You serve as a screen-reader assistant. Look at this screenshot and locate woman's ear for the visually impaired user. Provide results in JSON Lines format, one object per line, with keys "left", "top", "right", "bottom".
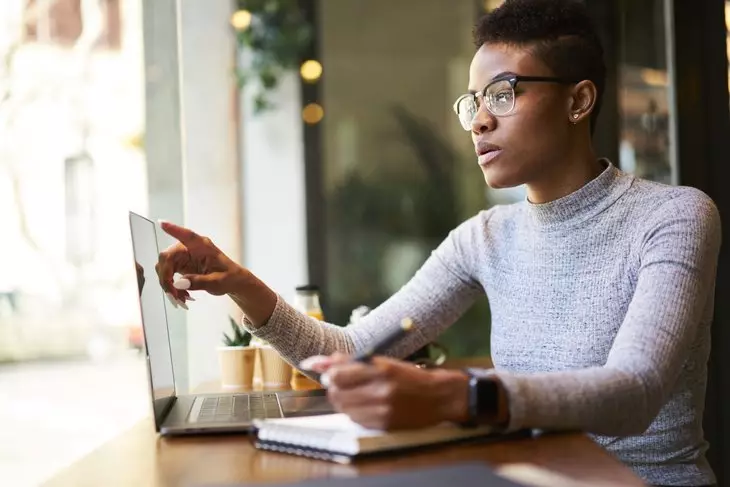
{"left": 567, "top": 80, "right": 597, "bottom": 125}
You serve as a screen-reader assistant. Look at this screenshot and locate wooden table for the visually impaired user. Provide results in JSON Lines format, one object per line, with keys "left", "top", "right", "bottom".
{"left": 44, "top": 359, "right": 646, "bottom": 487}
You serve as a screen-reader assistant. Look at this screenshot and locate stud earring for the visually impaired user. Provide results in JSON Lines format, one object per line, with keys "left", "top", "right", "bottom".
{"left": 572, "top": 113, "right": 580, "bottom": 119}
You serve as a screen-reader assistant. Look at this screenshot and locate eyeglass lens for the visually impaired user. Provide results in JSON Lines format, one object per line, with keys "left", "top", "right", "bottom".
{"left": 456, "top": 79, "right": 515, "bottom": 129}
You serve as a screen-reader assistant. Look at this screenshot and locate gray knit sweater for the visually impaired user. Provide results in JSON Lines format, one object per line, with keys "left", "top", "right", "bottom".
{"left": 244, "top": 161, "right": 721, "bottom": 486}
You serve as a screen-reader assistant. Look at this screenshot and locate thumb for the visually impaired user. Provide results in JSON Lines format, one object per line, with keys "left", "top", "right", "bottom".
{"left": 175, "top": 272, "right": 227, "bottom": 293}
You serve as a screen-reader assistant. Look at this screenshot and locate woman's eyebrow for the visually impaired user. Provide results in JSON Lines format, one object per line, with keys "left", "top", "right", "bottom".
{"left": 490, "top": 71, "right": 517, "bottom": 81}
{"left": 468, "top": 71, "right": 518, "bottom": 94}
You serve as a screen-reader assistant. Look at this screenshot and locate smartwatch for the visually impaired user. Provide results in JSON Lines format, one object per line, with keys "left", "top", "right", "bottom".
{"left": 461, "top": 368, "right": 501, "bottom": 428}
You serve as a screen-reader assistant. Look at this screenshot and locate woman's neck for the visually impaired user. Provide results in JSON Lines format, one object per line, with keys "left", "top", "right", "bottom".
{"left": 526, "top": 146, "right": 604, "bottom": 204}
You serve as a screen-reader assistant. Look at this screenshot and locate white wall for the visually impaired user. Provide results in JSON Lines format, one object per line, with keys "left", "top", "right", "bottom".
{"left": 239, "top": 61, "right": 309, "bottom": 301}
{"left": 177, "top": 0, "right": 243, "bottom": 390}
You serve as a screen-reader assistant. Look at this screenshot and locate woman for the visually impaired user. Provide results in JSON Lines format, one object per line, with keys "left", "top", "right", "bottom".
{"left": 155, "top": 1, "right": 720, "bottom": 485}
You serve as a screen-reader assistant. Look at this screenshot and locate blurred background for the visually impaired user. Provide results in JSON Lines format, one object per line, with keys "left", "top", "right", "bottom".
{"left": 0, "top": 0, "right": 728, "bottom": 485}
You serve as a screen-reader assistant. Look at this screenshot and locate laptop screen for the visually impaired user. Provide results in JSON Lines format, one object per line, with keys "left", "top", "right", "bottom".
{"left": 129, "top": 212, "right": 176, "bottom": 427}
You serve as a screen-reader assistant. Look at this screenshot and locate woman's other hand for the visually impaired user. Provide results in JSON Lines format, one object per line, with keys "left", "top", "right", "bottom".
{"left": 307, "top": 353, "right": 471, "bottom": 430}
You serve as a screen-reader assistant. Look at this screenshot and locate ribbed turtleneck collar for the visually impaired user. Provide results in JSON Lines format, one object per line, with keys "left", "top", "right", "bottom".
{"left": 526, "top": 160, "right": 634, "bottom": 230}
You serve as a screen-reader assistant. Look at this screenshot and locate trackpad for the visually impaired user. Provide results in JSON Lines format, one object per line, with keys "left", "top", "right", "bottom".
{"left": 280, "top": 396, "right": 334, "bottom": 417}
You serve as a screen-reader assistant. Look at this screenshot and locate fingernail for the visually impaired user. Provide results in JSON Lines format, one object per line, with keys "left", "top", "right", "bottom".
{"left": 157, "top": 219, "right": 170, "bottom": 226}
{"left": 299, "top": 355, "right": 328, "bottom": 371}
{"left": 319, "top": 372, "right": 330, "bottom": 388}
{"left": 165, "top": 293, "right": 179, "bottom": 309}
{"left": 177, "top": 299, "right": 189, "bottom": 311}
{"left": 186, "top": 296, "right": 196, "bottom": 302}
{"left": 173, "top": 278, "right": 191, "bottom": 290}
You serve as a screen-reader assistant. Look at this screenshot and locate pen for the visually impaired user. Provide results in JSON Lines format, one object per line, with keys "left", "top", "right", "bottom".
{"left": 352, "top": 317, "right": 415, "bottom": 363}
{"left": 305, "top": 317, "right": 415, "bottom": 388}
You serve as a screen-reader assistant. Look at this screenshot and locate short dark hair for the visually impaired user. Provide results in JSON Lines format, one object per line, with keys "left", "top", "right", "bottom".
{"left": 474, "top": 0, "right": 606, "bottom": 134}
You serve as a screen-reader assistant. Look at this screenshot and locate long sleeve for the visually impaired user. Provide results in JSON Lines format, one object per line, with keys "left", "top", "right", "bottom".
{"left": 491, "top": 192, "right": 721, "bottom": 436}
{"left": 241, "top": 214, "right": 489, "bottom": 369}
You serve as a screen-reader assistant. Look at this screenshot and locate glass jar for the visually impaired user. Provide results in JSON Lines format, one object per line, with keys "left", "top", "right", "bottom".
{"left": 293, "top": 285, "right": 324, "bottom": 321}
{"left": 292, "top": 285, "right": 324, "bottom": 379}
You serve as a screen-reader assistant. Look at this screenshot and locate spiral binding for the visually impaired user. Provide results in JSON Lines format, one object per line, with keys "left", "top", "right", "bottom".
{"left": 255, "top": 439, "right": 353, "bottom": 464}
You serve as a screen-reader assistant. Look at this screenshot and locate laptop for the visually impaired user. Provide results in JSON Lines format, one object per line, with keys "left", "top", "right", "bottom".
{"left": 128, "top": 211, "right": 334, "bottom": 435}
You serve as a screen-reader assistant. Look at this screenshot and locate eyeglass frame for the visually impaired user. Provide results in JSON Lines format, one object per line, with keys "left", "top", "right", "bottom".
{"left": 453, "top": 74, "right": 582, "bottom": 129}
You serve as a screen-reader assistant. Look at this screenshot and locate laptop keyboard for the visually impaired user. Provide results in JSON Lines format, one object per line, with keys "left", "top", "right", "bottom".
{"left": 196, "top": 393, "right": 283, "bottom": 423}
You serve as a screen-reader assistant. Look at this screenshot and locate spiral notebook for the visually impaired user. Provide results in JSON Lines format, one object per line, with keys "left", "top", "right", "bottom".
{"left": 253, "top": 413, "right": 509, "bottom": 464}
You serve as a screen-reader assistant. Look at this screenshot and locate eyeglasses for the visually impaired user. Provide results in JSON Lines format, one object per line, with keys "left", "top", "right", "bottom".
{"left": 453, "top": 74, "right": 580, "bottom": 131}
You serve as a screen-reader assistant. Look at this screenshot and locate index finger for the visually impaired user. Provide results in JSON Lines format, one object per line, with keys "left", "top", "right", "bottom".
{"left": 158, "top": 220, "right": 202, "bottom": 245}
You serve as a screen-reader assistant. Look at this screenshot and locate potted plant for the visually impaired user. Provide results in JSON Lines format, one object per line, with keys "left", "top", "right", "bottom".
{"left": 218, "top": 317, "right": 257, "bottom": 389}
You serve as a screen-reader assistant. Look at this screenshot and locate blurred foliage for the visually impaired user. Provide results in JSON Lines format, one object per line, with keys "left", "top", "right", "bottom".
{"left": 326, "top": 107, "right": 492, "bottom": 357}
{"left": 234, "top": 0, "right": 312, "bottom": 113}
{"left": 329, "top": 107, "right": 459, "bottom": 241}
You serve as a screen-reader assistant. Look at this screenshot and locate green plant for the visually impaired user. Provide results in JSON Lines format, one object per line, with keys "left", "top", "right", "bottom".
{"left": 222, "top": 317, "right": 253, "bottom": 347}
{"left": 234, "top": 0, "right": 312, "bottom": 113}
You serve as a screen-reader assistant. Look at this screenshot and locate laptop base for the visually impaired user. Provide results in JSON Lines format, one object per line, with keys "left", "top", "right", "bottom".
{"left": 159, "top": 389, "right": 332, "bottom": 436}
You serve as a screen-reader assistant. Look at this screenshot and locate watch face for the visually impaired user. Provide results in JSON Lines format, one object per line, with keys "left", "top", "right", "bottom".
{"left": 467, "top": 369, "right": 499, "bottom": 421}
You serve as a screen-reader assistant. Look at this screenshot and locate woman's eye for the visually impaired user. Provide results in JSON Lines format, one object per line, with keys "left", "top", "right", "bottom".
{"left": 495, "top": 91, "right": 512, "bottom": 102}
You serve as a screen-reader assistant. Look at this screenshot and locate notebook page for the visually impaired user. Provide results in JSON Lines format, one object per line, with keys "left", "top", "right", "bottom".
{"left": 255, "top": 413, "right": 384, "bottom": 438}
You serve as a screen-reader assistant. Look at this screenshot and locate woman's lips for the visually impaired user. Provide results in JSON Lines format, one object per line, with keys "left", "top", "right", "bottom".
{"left": 478, "top": 149, "right": 503, "bottom": 166}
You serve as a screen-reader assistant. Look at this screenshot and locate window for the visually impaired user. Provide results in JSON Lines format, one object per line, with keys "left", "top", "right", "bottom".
{"left": 24, "top": 0, "right": 121, "bottom": 49}
{"left": 616, "top": 0, "right": 676, "bottom": 184}
{"left": 1, "top": 0, "right": 145, "bottom": 484}
{"left": 726, "top": 1, "right": 730, "bottom": 101}
{"left": 313, "top": 0, "right": 495, "bottom": 357}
